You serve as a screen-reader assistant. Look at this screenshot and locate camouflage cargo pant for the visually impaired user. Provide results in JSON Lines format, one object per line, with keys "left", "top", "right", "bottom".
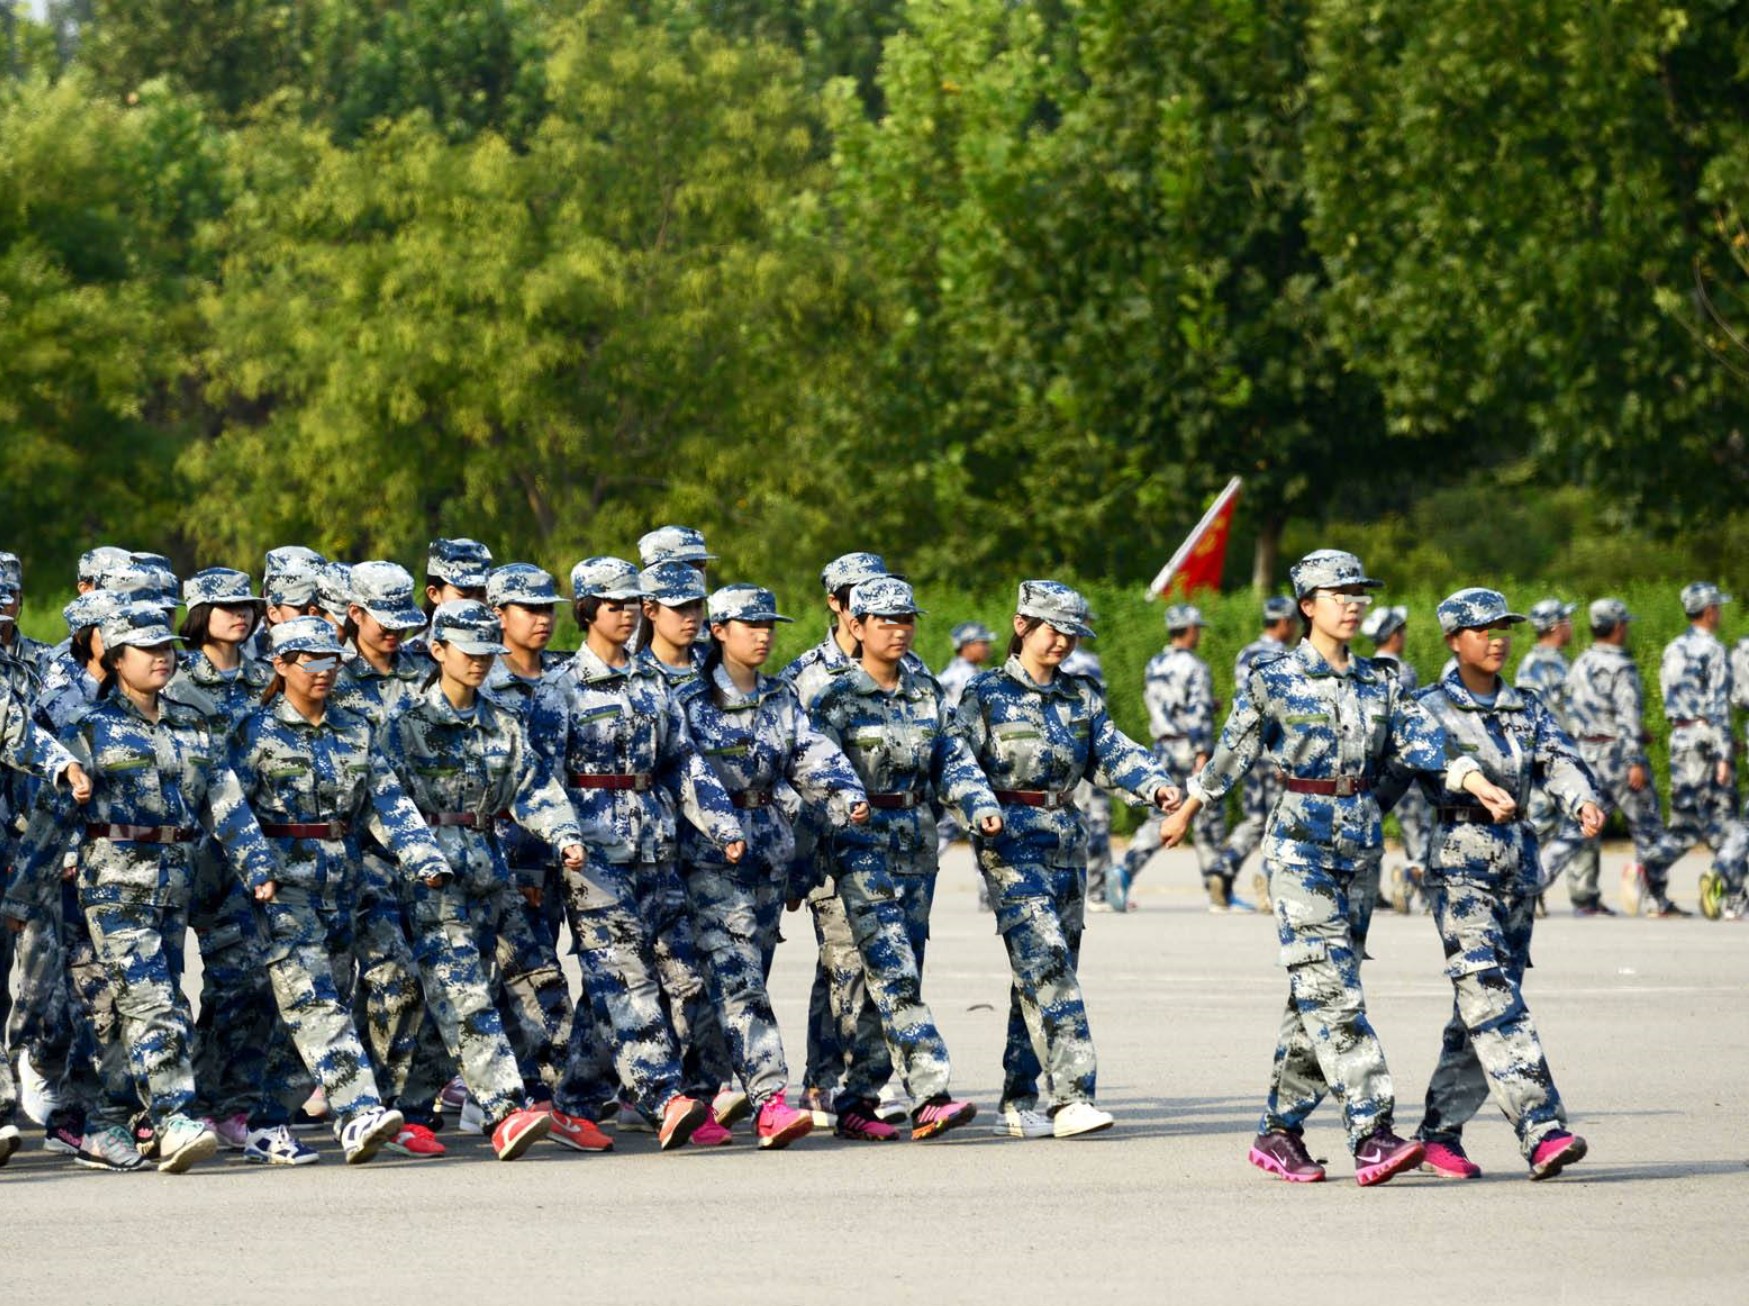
{"left": 1077, "top": 782, "right": 1113, "bottom": 904}
{"left": 188, "top": 847, "right": 278, "bottom": 1120}
{"left": 1224, "top": 768, "right": 1282, "bottom": 873}
{"left": 1665, "top": 732, "right": 1736, "bottom": 865}
{"left": 406, "top": 878, "right": 525, "bottom": 1128}
{"left": 495, "top": 869, "right": 572, "bottom": 1100}
{"left": 1552, "top": 747, "right": 1686, "bottom": 900}
{"left": 5, "top": 912, "right": 72, "bottom": 1084}
{"left": 1416, "top": 882, "right": 1566, "bottom": 1157}
{"left": 351, "top": 849, "right": 428, "bottom": 1113}
{"left": 1394, "top": 785, "right": 1435, "bottom": 870}
{"left": 1123, "top": 742, "right": 1225, "bottom": 893}
{"left": 833, "top": 860, "right": 948, "bottom": 1111}
{"left": 83, "top": 898, "right": 198, "bottom": 1125}
{"left": 553, "top": 858, "right": 686, "bottom": 1120}
{"left": 1259, "top": 857, "right": 1395, "bottom": 1151}
{"left": 684, "top": 863, "right": 790, "bottom": 1106}
{"left": 979, "top": 850, "right": 1095, "bottom": 1110}
{"left": 254, "top": 888, "right": 383, "bottom": 1128}
{"left": 61, "top": 887, "right": 140, "bottom": 1130}
{"left": 644, "top": 860, "right": 728, "bottom": 1101}
{"left": 802, "top": 879, "right": 877, "bottom": 1102}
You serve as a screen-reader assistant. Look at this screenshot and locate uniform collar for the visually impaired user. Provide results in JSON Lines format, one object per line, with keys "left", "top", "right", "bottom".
{"left": 1001, "top": 654, "right": 1075, "bottom": 698}
{"left": 1295, "top": 641, "right": 1376, "bottom": 682}
{"left": 567, "top": 641, "right": 645, "bottom": 686}
{"left": 1439, "top": 668, "right": 1525, "bottom": 712}
{"left": 707, "top": 663, "right": 775, "bottom": 710}
{"left": 847, "top": 660, "right": 925, "bottom": 700}
{"left": 416, "top": 679, "right": 487, "bottom": 726}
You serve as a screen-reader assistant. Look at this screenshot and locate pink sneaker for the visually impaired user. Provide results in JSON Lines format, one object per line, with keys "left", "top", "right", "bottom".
{"left": 212, "top": 1112, "right": 251, "bottom": 1151}
{"left": 1528, "top": 1130, "right": 1587, "bottom": 1181}
{"left": 909, "top": 1095, "right": 977, "bottom": 1141}
{"left": 689, "top": 1116, "right": 734, "bottom": 1147}
{"left": 833, "top": 1103, "right": 899, "bottom": 1142}
{"left": 1420, "top": 1139, "right": 1482, "bottom": 1179}
{"left": 755, "top": 1093, "right": 815, "bottom": 1151}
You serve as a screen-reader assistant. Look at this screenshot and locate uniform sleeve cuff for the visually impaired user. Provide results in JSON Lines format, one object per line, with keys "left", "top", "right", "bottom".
{"left": 1443, "top": 756, "right": 1481, "bottom": 793}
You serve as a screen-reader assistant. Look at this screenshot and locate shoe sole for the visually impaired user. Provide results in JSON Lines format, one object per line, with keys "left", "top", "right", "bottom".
{"left": 244, "top": 1148, "right": 320, "bottom": 1166}
{"left": 1053, "top": 1115, "right": 1114, "bottom": 1139}
{"left": 1355, "top": 1140, "right": 1425, "bottom": 1187}
{"left": 74, "top": 1154, "right": 149, "bottom": 1173}
{"left": 1529, "top": 1135, "right": 1588, "bottom": 1181}
{"left": 550, "top": 1129, "right": 614, "bottom": 1154}
{"left": 494, "top": 1113, "right": 552, "bottom": 1162}
{"left": 911, "top": 1102, "right": 977, "bottom": 1141}
{"left": 346, "top": 1110, "right": 405, "bottom": 1166}
{"left": 757, "top": 1117, "right": 815, "bottom": 1151}
{"left": 874, "top": 1103, "right": 911, "bottom": 1124}
{"left": 43, "top": 1139, "right": 80, "bottom": 1157}
{"left": 1248, "top": 1145, "right": 1324, "bottom": 1183}
{"left": 1419, "top": 1161, "right": 1483, "bottom": 1180}
{"left": 384, "top": 1143, "right": 446, "bottom": 1158}
{"left": 158, "top": 1131, "right": 220, "bottom": 1174}
{"left": 989, "top": 1123, "right": 1053, "bottom": 1139}
{"left": 833, "top": 1124, "right": 899, "bottom": 1142}
{"left": 713, "top": 1094, "right": 752, "bottom": 1129}
{"left": 658, "top": 1100, "right": 709, "bottom": 1152}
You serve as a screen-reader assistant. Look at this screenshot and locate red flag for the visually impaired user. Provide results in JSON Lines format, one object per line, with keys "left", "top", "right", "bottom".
{"left": 1148, "top": 477, "right": 1241, "bottom": 598}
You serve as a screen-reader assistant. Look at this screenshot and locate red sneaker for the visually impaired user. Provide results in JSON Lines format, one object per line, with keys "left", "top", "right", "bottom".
{"left": 1420, "top": 1139, "right": 1482, "bottom": 1179}
{"left": 755, "top": 1093, "right": 814, "bottom": 1151}
{"left": 386, "top": 1123, "right": 446, "bottom": 1158}
{"left": 910, "top": 1096, "right": 977, "bottom": 1141}
{"left": 689, "top": 1117, "right": 734, "bottom": 1147}
{"left": 491, "top": 1106, "right": 552, "bottom": 1161}
{"left": 658, "top": 1096, "right": 708, "bottom": 1152}
{"left": 1528, "top": 1131, "right": 1587, "bottom": 1181}
{"left": 548, "top": 1110, "right": 613, "bottom": 1153}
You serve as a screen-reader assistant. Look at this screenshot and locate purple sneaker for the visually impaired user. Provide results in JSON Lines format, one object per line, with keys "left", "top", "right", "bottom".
{"left": 1420, "top": 1139, "right": 1482, "bottom": 1179}
{"left": 212, "top": 1111, "right": 251, "bottom": 1151}
{"left": 1248, "top": 1130, "right": 1326, "bottom": 1183}
{"left": 1353, "top": 1127, "right": 1425, "bottom": 1187}
{"left": 1528, "top": 1130, "right": 1587, "bottom": 1180}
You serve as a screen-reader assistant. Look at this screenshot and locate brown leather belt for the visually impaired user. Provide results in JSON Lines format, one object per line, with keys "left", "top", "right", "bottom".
{"left": 992, "top": 788, "right": 1077, "bottom": 810}
{"left": 1579, "top": 734, "right": 1615, "bottom": 744}
{"left": 260, "top": 821, "right": 351, "bottom": 839}
{"left": 730, "top": 790, "right": 775, "bottom": 810}
{"left": 866, "top": 791, "right": 922, "bottom": 810}
{"left": 567, "top": 772, "right": 654, "bottom": 792}
{"left": 1436, "top": 807, "right": 1499, "bottom": 826}
{"left": 424, "top": 812, "right": 483, "bottom": 829}
{"left": 1282, "top": 776, "right": 1371, "bottom": 797}
{"left": 86, "top": 824, "right": 198, "bottom": 844}
{"left": 1668, "top": 718, "right": 1704, "bottom": 729}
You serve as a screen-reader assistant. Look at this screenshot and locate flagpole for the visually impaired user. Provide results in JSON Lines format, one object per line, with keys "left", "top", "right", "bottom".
{"left": 1147, "top": 476, "right": 1242, "bottom": 598}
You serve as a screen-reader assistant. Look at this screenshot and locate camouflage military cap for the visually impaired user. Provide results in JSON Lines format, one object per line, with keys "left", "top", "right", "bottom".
{"left": 1588, "top": 597, "right": 1633, "bottom": 629}
{"left": 951, "top": 621, "right": 997, "bottom": 649}
{"left": 78, "top": 546, "right": 134, "bottom": 586}
{"left": 183, "top": 567, "right": 266, "bottom": 609}
{"left": 426, "top": 537, "right": 494, "bottom": 590}
{"left": 1437, "top": 588, "right": 1526, "bottom": 635}
{"left": 101, "top": 562, "right": 166, "bottom": 603}
{"left": 1262, "top": 595, "right": 1298, "bottom": 623}
{"left": 263, "top": 546, "right": 325, "bottom": 582}
{"left": 269, "top": 616, "right": 343, "bottom": 659}
{"left": 0, "top": 586, "right": 16, "bottom": 617}
{"left": 819, "top": 552, "right": 889, "bottom": 594}
{"left": 264, "top": 568, "right": 321, "bottom": 609}
{"left": 63, "top": 590, "right": 123, "bottom": 635}
{"left": 316, "top": 562, "right": 353, "bottom": 619}
{"left": 100, "top": 601, "right": 182, "bottom": 650}
{"left": 637, "top": 525, "right": 716, "bottom": 568}
{"left": 348, "top": 561, "right": 426, "bottom": 631}
{"left": 1164, "top": 603, "right": 1208, "bottom": 632}
{"left": 849, "top": 576, "right": 924, "bottom": 618}
{"left": 708, "top": 584, "right": 792, "bottom": 625}
{"left": 1290, "top": 549, "right": 1382, "bottom": 598}
{"left": 641, "top": 561, "right": 709, "bottom": 606}
{"left": 570, "top": 556, "right": 646, "bottom": 601}
{"left": 487, "top": 563, "right": 562, "bottom": 609}
{"left": 429, "top": 600, "right": 508, "bottom": 655}
{"left": 1526, "top": 598, "right": 1576, "bottom": 634}
{"left": 1679, "top": 581, "right": 1732, "bottom": 616}
{"left": 1016, "top": 580, "right": 1095, "bottom": 639}
{"left": 0, "top": 551, "right": 20, "bottom": 590}
{"left": 1360, "top": 604, "right": 1408, "bottom": 643}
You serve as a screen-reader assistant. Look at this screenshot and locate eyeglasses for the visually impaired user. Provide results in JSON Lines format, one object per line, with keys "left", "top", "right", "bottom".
{"left": 1316, "top": 591, "right": 1374, "bottom": 610}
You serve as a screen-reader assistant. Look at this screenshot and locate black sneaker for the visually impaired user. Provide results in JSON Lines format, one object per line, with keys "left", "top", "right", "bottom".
{"left": 1645, "top": 898, "right": 1691, "bottom": 918}
{"left": 1247, "top": 1129, "right": 1325, "bottom": 1183}
{"left": 1353, "top": 1126, "right": 1424, "bottom": 1187}
{"left": 43, "top": 1117, "right": 84, "bottom": 1157}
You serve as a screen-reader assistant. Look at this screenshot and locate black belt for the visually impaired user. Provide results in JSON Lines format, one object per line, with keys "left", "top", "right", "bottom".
{"left": 992, "top": 788, "right": 1076, "bottom": 810}
{"left": 1436, "top": 807, "right": 1500, "bottom": 826}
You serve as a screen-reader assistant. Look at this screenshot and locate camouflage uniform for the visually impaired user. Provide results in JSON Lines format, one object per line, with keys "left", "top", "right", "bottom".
{"left": 529, "top": 560, "right": 744, "bottom": 1122}
{"left": 1379, "top": 590, "right": 1599, "bottom": 1159}
{"left": 957, "top": 593, "right": 1172, "bottom": 1112}
{"left": 676, "top": 585, "right": 865, "bottom": 1106}
{"left": 1545, "top": 600, "right": 1685, "bottom": 910}
{"left": 1515, "top": 601, "right": 1578, "bottom": 871}
{"left": 1220, "top": 599, "right": 1297, "bottom": 889}
{"left": 1060, "top": 649, "right": 1115, "bottom": 906}
{"left": 809, "top": 577, "right": 1000, "bottom": 1114}
{"left": 1189, "top": 552, "right": 1482, "bottom": 1153}
{"left": 1658, "top": 587, "right": 1737, "bottom": 876}
{"left": 378, "top": 604, "right": 583, "bottom": 1130}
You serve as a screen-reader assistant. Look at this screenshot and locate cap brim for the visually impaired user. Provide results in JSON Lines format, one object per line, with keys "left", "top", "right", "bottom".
{"left": 113, "top": 632, "right": 183, "bottom": 649}
{"left": 365, "top": 606, "right": 428, "bottom": 632}
{"left": 493, "top": 595, "right": 561, "bottom": 609}
{"left": 276, "top": 642, "right": 343, "bottom": 658}
{"left": 856, "top": 606, "right": 926, "bottom": 619}
{"left": 440, "top": 637, "right": 508, "bottom": 656}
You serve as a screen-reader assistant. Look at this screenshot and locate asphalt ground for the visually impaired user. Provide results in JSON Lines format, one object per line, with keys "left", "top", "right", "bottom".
{"left": 1, "top": 839, "right": 1744, "bottom": 1305}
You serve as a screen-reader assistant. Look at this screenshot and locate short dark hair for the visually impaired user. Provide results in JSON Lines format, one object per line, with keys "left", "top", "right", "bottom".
{"left": 1008, "top": 616, "right": 1044, "bottom": 658}
{"left": 179, "top": 601, "right": 259, "bottom": 648}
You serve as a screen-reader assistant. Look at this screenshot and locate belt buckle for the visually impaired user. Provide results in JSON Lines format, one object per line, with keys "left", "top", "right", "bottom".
{"left": 1333, "top": 776, "right": 1357, "bottom": 797}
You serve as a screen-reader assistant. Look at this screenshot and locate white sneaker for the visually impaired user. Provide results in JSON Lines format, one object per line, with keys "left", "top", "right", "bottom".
{"left": 875, "top": 1084, "right": 912, "bottom": 1124}
{"left": 0, "top": 1123, "right": 19, "bottom": 1167}
{"left": 458, "top": 1098, "right": 487, "bottom": 1136}
{"left": 711, "top": 1087, "right": 751, "bottom": 1129}
{"left": 17, "top": 1048, "right": 62, "bottom": 1126}
{"left": 243, "top": 1123, "right": 319, "bottom": 1166}
{"left": 156, "top": 1114, "right": 220, "bottom": 1174}
{"left": 989, "top": 1107, "right": 1052, "bottom": 1139}
{"left": 74, "top": 1124, "right": 148, "bottom": 1172}
{"left": 1051, "top": 1102, "right": 1115, "bottom": 1138}
{"left": 340, "top": 1107, "right": 405, "bottom": 1165}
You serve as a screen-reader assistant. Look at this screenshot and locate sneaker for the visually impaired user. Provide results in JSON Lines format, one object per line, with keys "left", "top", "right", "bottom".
{"left": 1248, "top": 1129, "right": 1325, "bottom": 1183}
{"left": 438, "top": 1076, "right": 469, "bottom": 1113}
{"left": 244, "top": 1123, "right": 319, "bottom": 1167}
{"left": 1419, "top": 1139, "right": 1482, "bottom": 1179}
{"left": 549, "top": 1109, "right": 614, "bottom": 1153}
{"left": 1528, "top": 1130, "right": 1587, "bottom": 1180}
{"left": 689, "top": 1116, "right": 734, "bottom": 1147}
{"left": 385, "top": 1123, "right": 446, "bottom": 1158}
{"left": 1227, "top": 892, "right": 1256, "bottom": 913}
{"left": 875, "top": 1084, "right": 913, "bottom": 1124}
{"left": 1352, "top": 1126, "right": 1425, "bottom": 1187}
{"left": 1086, "top": 899, "right": 1114, "bottom": 914}
{"left": 213, "top": 1111, "right": 251, "bottom": 1151}
{"left": 17, "top": 1048, "right": 62, "bottom": 1126}
{"left": 754, "top": 1093, "right": 814, "bottom": 1151}
{"left": 658, "top": 1095, "right": 709, "bottom": 1151}
{"left": 0, "top": 1123, "right": 18, "bottom": 1167}
{"left": 1724, "top": 892, "right": 1749, "bottom": 922}
{"left": 910, "top": 1095, "right": 977, "bottom": 1141}
{"left": 156, "top": 1114, "right": 220, "bottom": 1174}
{"left": 43, "top": 1118, "right": 84, "bottom": 1157}
{"left": 490, "top": 1105, "right": 552, "bottom": 1161}
{"left": 1699, "top": 871, "right": 1725, "bottom": 920}
{"left": 1051, "top": 1101, "right": 1115, "bottom": 1138}
{"left": 1645, "top": 897, "right": 1691, "bottom": 918}
{"left": 989, "top": 1106, "right": 1053, "bottom": 1139}
{"left": 1252, "top": 871, "right": 1272, "bottom": 913}
{"left": 131, "top": 1111, "right": 159, "bottom": 1159}
{"left": 1205, "top": 875, "right": 1231, "bottom": 913}
{"left": 340, "top": 1107, "right": 404, "bottom": 1165}
{"left": 74, "top": 1125, "right": 149, "bottom": 1173}
{"left": 800, "top": 1086, "right": 838, "bottom": 1130}
{"left": 457, "top": 1098, "right": 487, "bottom": 1136}
{"left": 833, "top": 1103, "right": 899, "bottom": 1142}
{"left": 291, "top": 1086, "right": 329, "bottom": 1130}
{"left": 712, "top": 1087, "right": 751, "bottom": 1130}
{"left": 1573, "top": 900, "right": 1615, "bottom": 917}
